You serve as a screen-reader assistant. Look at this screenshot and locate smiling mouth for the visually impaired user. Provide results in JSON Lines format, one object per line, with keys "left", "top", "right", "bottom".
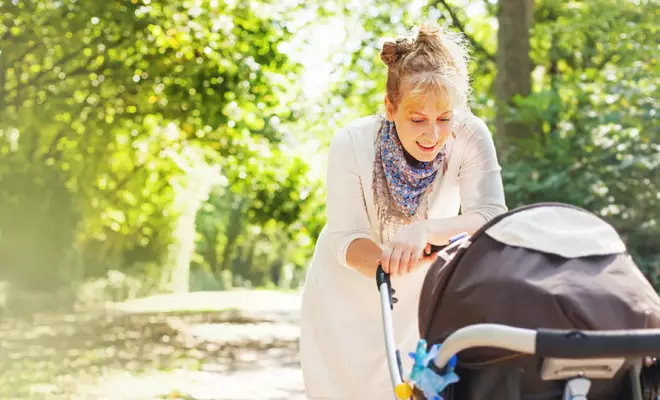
{"left": 416, "top": 141, "right": 438, "bottom": 151}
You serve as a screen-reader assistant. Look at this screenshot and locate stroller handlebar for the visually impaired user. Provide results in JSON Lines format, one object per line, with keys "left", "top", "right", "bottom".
{"left": 535, "top": 328, "right": 660, "bottom": 359}
{"left": 433, "top": 323, "right": 660, "bottom": 370}
{"left": 375, "top": 233, "right": 469, "bottom": 391}
{"left": 433, "top": 324, "right": 537, "bottom": 368}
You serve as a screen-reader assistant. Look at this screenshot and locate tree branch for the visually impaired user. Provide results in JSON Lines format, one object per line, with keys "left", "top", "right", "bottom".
{"left": 112, "top": 166, "right": 142, "bottom": 195}
{"left": 21, "top": 64, "right": 106, "bottom": 96}
{"left": 4, "top": 35, "right": 126, "bottom": 103}
{"left": 8, "top": 42, "right": 44, "bottom": 68}
{"left": 43, "top": 127, "right": 69, "bottom": 160}
{"left": 0, "top": 48, "right": 5, "bottom": 112}
{"left": 482, "top": 0, "right": 498, "bottom": 16}
{"left": 434, "top": 0, "right": 495, "bottom": 62}
{"left": 4, "top": 34, "right": 107, "bottom": 96}
{"left": 27, "top": 126, "right": 40, "bottom": 162}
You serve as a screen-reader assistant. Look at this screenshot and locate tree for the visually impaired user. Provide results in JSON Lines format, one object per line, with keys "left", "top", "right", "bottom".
{"left": 501, "top": 0, "right": 659, "bottom": 283}
{"left": 495, "top": 0, "right": 534, "bottom": 155}
{"left": 0, "top": 0, "right": 307, "bottom": 292}
{"left": 303, "top": 0, "right": 659, "bottom": 288}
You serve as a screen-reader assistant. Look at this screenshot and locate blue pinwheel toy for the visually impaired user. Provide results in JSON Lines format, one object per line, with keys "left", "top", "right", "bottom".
{"left": 377, "top": 233, "right": 468, "bottom": 400}
{"left": 407, "top": 339, "right": 459, "bottom": 400}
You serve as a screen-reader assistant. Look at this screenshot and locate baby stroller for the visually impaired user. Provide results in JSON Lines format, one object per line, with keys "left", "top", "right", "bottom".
{"left": 377, "top": 202, "right": 660, "bottom": 400}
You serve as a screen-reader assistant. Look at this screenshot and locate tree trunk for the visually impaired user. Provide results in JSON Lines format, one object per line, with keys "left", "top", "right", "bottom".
{"left": 495, "top": 0, "right": 534, "bottom": 155}
{"left": 161, "top": 156, "right": 221, "bottom": 293}
{"left": 217, "top": 197, "right": 247, "bottom": 273}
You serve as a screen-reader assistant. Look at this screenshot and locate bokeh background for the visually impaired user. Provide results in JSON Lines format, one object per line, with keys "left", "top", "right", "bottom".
{"left": 0, "top": 0, "right": 658, "bottom": 398}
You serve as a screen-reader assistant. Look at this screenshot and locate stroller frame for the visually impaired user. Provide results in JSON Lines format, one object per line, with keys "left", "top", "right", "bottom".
{"left": 376, "top": 236, "right": 660, "bottom": 400}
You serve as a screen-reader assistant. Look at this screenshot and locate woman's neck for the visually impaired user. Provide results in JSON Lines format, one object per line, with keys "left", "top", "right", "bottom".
{"left": 402, "top": 146, "right": 423, "bottom": 167}
{"left": 389, "top": 119, "right": 423, "bottom": 166}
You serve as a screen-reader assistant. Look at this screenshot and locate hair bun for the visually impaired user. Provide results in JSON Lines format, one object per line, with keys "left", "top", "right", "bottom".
{"left": 380, "top": 21, "right": 472, "bottom": 110}
{"left": 380, "top": 37, "right": 416, "bottom": 67}
{"left": 380, "top": 39, "right": 399, "bottom": 66}
{"left": 414, "top": 22, "right": 446, "bottom": 60}
{"left": 416, "top": 22, "right": 442, "bottom": 44}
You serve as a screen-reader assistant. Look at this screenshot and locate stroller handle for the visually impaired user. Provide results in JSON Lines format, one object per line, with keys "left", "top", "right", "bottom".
{"left": 375, "top": 234, "right": 470, "bottom": 394}
{"left": 433, "top": 324, "right": 536, "bottom": 368}
{"left": 433, "top": 323, "right": 660, "bottom": 369}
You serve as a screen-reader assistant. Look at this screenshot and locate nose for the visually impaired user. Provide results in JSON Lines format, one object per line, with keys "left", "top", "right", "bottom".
{"left": 425, "top": 124, "right": 440, "bottom": 142}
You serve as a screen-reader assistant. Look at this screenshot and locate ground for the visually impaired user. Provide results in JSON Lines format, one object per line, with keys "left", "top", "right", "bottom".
{"left": 0, "top": 290, "right": 306, "bottom": 400}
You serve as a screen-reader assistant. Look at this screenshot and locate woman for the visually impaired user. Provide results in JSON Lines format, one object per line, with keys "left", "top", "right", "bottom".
{"left": 299, "top": 21, "right": 507, "bottom": 399}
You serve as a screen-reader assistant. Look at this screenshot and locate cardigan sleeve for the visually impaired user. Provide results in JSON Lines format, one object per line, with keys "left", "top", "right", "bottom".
{"left": 324, "top": 127, "right": 374, "bottom": 268}
{"left": 458, "top": 117, "right": 508, "bottom": 221}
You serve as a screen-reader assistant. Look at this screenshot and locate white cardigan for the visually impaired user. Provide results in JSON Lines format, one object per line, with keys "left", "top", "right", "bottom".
{"left": 299, "top": 112, "right": 507, "bottom": 399}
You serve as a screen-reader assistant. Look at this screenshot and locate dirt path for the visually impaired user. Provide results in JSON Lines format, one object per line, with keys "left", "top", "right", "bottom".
{"left": 0, "top": 290, "right": 307, "bottom": 400}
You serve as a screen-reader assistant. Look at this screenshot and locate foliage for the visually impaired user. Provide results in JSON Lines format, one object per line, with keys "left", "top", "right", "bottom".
{"left": 0, "top": 0, "right": 657, "bottom": 297}
{"left": 502, "top": 0, "right": 659, "bottom": 281}
{"left": 307, "top": 0, "right": 659, "bottom": 284}
{"left": 0, "top": 0, "right": 315, "bottom": 293}
{"left": 191, "top": 137, "right": 324, "bottom": 289}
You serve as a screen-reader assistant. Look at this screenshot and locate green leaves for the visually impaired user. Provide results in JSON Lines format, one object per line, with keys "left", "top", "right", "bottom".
{"left": 2, "top": 0, "right": 657, "bottom": 292}
{"left": 0, "top": 0, "right": 310, "bottom": 290}
{"left": 501, "top": 0, "right": 660, "bottom": 280}
{"left": 304, "top": 0, "right": 659, "bottom": 284}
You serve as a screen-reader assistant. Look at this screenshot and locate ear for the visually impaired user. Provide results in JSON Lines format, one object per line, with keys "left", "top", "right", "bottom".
{"left": 384, "top": 94, "right": 395, "bottom": 121}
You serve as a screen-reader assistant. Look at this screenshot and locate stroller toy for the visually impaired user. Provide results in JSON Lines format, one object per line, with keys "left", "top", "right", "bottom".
{"left": 397, "top": 339, "right": 459, "bottom": 400}
{"left": 377, "top": 202, "right": 660, "bottom": 400}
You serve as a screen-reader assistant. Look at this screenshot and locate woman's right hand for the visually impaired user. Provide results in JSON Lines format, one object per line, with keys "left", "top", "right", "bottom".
{"left": 379, "top": 221, "right": 434, "bottom": 277}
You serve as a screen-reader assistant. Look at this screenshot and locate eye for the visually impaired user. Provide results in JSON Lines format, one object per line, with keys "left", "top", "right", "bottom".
{"left": 411, "top": 119, "right": 425, "bottom": 124}
{"left": 440, "top": 117, "right": 452, "bottom": 122}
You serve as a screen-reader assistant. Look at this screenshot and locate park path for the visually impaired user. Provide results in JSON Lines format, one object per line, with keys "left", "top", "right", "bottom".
{"left": 98, "top": 290, "right": 307, "bottom": 400}
{"left": 1, "top": 290, "right": 307, "bottom": 400}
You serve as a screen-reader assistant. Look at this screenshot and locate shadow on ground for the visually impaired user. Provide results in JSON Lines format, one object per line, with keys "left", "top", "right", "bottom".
{"left": 0, "top": 299, "right": 303, "bottom": 399}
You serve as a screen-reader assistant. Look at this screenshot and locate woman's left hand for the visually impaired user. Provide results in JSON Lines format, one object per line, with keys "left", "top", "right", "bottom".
{"left": 379, "top": 221, "right": 432, "bottom": 277}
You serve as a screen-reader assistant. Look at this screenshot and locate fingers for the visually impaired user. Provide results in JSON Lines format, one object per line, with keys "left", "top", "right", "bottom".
{"left": 411, "top": 246, "right": 425, "bottom": 271}
{"left": 382, "top": 244, "right": 425, "bottom": 277}
{"left": 380, "top": 245, "right": 398, "bottom": 275}
{"left": 424, "top": 243, "right": 432, "bottom": 256}
{"left": 380, "top": 247, "right": 392, "bottom": 274}
{"left": 399, "top": 248, "right": 412, "bottom": 276}
{"left": 389, "top": 247, "right": 404, "bottom": 277}
{"left": 402, "top": 247, "right": 423, "bottom": 275}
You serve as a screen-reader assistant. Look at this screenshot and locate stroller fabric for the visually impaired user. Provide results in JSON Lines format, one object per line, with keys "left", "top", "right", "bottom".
{"left": 416, "top": 203, "right": 660, "bottom": 400}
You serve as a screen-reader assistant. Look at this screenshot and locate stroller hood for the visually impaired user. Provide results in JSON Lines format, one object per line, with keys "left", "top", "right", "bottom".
{"left": 419, "top": 202, "right": 660, "bottom": 365}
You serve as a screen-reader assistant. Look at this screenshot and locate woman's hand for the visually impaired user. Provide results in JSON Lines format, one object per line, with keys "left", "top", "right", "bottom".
{"left": 379, "top": 221, "right": 433, "bottom": 276}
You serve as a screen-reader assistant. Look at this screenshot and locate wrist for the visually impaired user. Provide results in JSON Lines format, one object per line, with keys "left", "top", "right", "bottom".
{"left": 424, "top": 219, "right": 462, "bottom": 246}
{"left": 423, "top": 214, "right": 487, "bottom": 245}
{"left": 419, "top": 219, "right": 438, "bottom": 242}
{"left": 422, "top": 218, "right": 451, "bottom": 245}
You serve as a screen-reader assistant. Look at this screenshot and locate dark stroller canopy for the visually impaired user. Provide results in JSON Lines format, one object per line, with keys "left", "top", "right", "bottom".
{"left": 418, "top": 202, "right": 660, "bottom": 365}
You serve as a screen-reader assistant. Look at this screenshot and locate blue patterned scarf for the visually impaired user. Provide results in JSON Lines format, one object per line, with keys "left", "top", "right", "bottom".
{"left": 378, "top": 120, "right": 446, "bottom": 217}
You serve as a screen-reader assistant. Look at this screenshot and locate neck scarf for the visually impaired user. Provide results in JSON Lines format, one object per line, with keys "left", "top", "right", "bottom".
{"left": 374, "top": 119, "right": 447, "bottom": 219}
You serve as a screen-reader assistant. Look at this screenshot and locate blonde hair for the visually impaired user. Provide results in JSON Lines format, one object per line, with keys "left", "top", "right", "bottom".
{"left": 380, "top": 21, "right": 472, "bottom": 111}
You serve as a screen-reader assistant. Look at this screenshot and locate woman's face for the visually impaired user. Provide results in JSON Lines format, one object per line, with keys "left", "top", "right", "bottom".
{"left": 384, "top": 88, "right": 453, "bottom": 163}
